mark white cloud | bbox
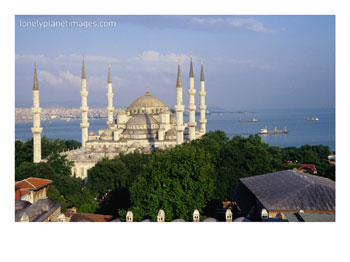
[37,70,63,86]
[56,54,119,64]
[191,17,272,33]
[15,54,48,65]
[59,71,80,87]
[132,50,195,64]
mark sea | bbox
[15,108,335,151]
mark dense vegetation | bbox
[15,137,87,211]
[15,131,335,219]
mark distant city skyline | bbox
[15,15,335,110]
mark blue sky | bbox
[15,15,335,110]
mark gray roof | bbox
[141,218,155,222]
[171,218,186,222]
[202,217,219,222]
[233,170,335,212]
[15,199,61,222]
[233,217,251,222]
[15,200,31,212]
[284,212,335,222]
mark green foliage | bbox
[15,139,33,168]
[47,152,73,177]
[129,143,215,221]
[15,161,56,181]
[214,134,277,201]
[87,157,130,197]
[86,151,151,217]
[15,136,81,168]
[15,133,335,220]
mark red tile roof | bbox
[15,177,53,191]
[70,213,113,222]
[298,164,317,172]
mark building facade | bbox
[32,56,207,179]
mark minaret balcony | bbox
[199,119,207,124]
[31,127,43,134]
[199,91,206,96]
[188,104,196,111]
[31,107,42,114]
[80,106,89,112]
[80,90,88,96]
[188,89,196,96]
[80,123,90,128]
[175,105,185,112]
[199,105,207,110]
[176,126,185,132]
[188,122,197,128]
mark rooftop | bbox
[233,170,335,213]
[15,177,53,191]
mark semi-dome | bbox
[130,95,166,109]
[126,114,159,129]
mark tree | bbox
[214,135,276,201]
[87,157,130,197]
[47,152,73,177]
[129,143,215,221]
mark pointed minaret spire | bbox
[177,58,182,87]
[82,56,86,79]
[33,62,39,90]
[108,64,112,83]
[145,84,150,96]
[189,52,194,78]
[200,60,205,82]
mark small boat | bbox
[259,127,268,134]
[306,117,319,122]
[259,126,288,134]
[239,118,258,123]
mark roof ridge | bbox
[270,176,321,209]
[23,178,36,189]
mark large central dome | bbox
[130,95,166,109]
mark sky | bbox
[15,15,335,110]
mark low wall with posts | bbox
[125,209,234,222]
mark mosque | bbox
[31,55,207,179]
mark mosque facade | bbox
[31,55,207,179]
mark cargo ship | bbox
[306,117,319,122]
[238,118,258,123]
[259,126,288,134]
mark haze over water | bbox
[15,107,335,151]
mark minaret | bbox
[188,53,196,140]
[80,57,89,147]
[175,58,185,145]
[107,65,114,127]
[199,61,207,134]
[31,62,43,163]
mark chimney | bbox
[157,209,165,222]
[225,209,233,222]
[126,211,133,222]
[193,209,200,222]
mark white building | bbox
[32,56,207,179]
